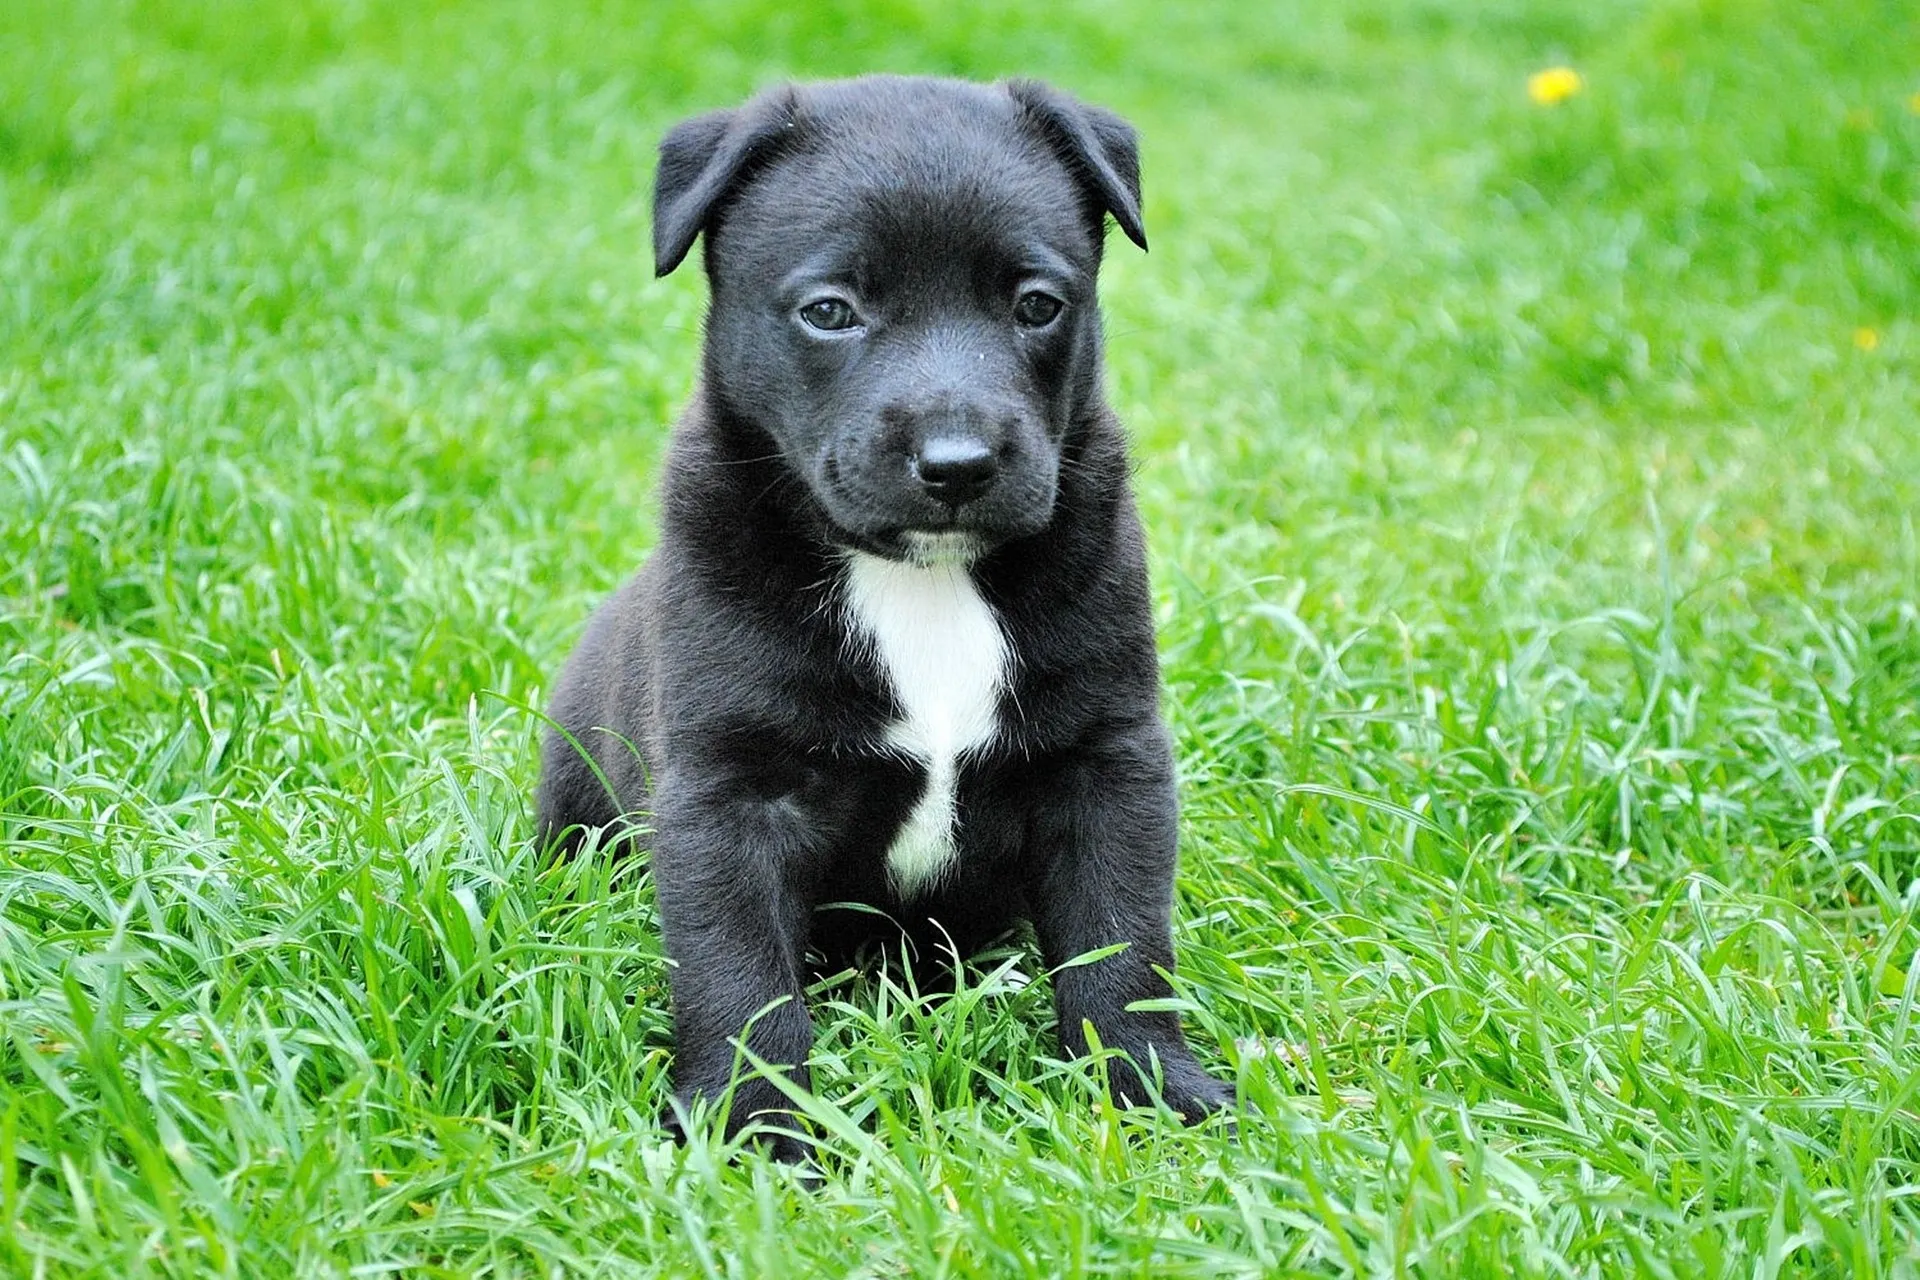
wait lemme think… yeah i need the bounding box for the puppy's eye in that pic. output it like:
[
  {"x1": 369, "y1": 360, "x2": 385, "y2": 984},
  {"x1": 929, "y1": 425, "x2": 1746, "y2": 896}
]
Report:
[
  {"x1": 799, "y1": 298, "x2": 859, "y2": 332},
  {"x1": 1013, "y1": 291, "x2": 1064, "y2": 328}
]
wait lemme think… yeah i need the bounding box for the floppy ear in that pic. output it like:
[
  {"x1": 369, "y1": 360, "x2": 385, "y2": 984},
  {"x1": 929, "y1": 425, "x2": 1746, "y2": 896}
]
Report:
[
  {"x1": 651, "y1": 87, "x2": 800, "y2": 277},
  {"x1": 1004, "y1": 79, "x2": 1147, "y2": 252}
]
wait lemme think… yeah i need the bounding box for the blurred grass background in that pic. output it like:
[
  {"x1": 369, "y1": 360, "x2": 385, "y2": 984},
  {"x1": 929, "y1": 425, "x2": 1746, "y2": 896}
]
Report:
[{"x1": 2, "y1": 0, "x2": 1918, "y2": 1275}]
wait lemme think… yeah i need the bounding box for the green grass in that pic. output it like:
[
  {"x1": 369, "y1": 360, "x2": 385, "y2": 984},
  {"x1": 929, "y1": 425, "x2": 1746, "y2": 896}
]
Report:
[{"x1": 3, "y1": 0, "x2": 1918, "y2": 1273}]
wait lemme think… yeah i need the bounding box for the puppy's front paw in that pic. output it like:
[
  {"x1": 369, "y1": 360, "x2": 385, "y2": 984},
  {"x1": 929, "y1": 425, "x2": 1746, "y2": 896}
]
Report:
[
  {"x1": 1109, "y1": 1054, "x2": 1236, "y2": 1125},
  {"x1": 665, "y1": 1090, "x2": 818, "y2": 1167},
  {"x1": 756, "y1": 1126, "x2": 820, "y2": 1172},
  {"x1": 1164, "y1": 1068, "x2": 1236, "y2": 1125}
]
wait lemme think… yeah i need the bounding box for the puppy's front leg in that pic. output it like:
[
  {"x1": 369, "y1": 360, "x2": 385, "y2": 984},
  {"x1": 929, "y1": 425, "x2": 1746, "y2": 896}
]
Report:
[
  {"x1": 1030, "y1": 723, "x2": 1234, "y2": 1122},
  {"x1": 651, "y1": 768, "x2": 820, "y2": 1161}
]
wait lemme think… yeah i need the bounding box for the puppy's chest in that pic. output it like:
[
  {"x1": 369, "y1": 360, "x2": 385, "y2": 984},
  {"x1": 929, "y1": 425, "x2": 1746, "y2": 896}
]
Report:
[{"x1": 841, "y1": 553, "x2": 1009, "y2": 897}]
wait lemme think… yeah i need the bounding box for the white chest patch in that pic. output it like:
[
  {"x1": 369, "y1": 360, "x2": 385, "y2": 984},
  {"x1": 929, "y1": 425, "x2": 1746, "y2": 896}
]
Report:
[{"x1": 842, "y1": 551, "x2": 1009, "y2": 898}]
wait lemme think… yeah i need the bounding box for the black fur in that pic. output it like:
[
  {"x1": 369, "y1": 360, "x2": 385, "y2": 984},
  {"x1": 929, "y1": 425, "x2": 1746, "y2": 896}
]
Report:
[{"x1": 538, "y1": 75, "x2": 1232, "y2": 1160}]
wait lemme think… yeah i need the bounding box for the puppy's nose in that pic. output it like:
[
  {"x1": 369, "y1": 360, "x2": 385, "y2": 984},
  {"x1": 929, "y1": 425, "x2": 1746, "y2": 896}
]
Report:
[{"x1": 911, "y1": 436, "x2": 999, "y2": 505}]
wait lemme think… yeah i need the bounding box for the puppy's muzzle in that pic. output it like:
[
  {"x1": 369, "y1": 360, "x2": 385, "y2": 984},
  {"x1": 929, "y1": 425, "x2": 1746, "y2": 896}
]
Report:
[
  {"x1": 822, "y1": 396, "x2": 1056, "y2": 549},
  {"x1": 881, "y1": 397, "x2": 1017, "y2": 512}
]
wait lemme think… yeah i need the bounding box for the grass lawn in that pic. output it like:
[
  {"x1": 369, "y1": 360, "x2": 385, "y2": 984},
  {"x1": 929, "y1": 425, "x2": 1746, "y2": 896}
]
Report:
[{"x1": 4, "y1": 0, "x2": 1919, "y2": 1274}]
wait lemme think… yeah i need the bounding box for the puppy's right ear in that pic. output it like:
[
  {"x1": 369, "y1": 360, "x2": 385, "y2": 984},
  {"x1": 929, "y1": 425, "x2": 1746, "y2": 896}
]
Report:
[{"x1": 652, "y1": 88, "x2": 800, "y2": 277}]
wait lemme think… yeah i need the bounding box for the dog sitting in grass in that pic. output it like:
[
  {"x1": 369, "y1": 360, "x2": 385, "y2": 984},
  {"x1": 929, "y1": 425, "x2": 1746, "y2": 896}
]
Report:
[{"x1": 537, "y1": 75, "x2": 1233, "y2": 1160}]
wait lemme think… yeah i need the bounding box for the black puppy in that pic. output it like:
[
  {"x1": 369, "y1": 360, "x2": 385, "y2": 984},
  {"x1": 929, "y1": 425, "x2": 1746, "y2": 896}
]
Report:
[{"x1": 538, "y1": 75, "x2": 1231, "y2": 1157}]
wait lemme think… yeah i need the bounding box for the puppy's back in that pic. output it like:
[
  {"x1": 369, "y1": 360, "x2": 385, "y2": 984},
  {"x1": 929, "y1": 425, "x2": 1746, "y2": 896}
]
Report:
[{"x1": 536, "y1": 562, "x2": 663, "y2": 854}]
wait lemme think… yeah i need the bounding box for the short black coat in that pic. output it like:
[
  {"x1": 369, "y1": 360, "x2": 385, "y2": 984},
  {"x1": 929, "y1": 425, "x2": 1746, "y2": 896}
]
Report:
[{"x1": 537, "y1": 75, "x2": 1232, "y2": 1157}]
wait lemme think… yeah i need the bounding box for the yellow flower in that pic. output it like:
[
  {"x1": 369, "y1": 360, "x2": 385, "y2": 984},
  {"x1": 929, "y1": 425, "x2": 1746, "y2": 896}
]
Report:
[
  {"x1": 1528, "y1": 67, "x2": 1583, "y2": 106},
  {"x1": 1909, "y1": 91, "x2": 1920, "y2": 114},
  {"x1": 1854, "y1": 328, "x2": 1880, "y2": 352}
]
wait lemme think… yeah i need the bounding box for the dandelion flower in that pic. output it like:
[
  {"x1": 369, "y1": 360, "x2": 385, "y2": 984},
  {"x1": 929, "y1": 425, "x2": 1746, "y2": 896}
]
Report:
[
  {"x1": 1854, "y1": 328, "x2": 1880, "y2": 352},
  {"x1": 1908, "y1": 91, "x2": 1920, "y2": 114},
  {"x1": 1528, "y1": 67, "x2": 1583, "y2": 106}
]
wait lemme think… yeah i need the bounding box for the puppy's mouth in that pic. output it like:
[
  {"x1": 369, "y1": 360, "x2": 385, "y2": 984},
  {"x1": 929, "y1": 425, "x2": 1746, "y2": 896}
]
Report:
[
  {"x1": 811, "y1": 438, "x2": 1058, "y2": 562},
  {"x1": 818, "y1": 521, "x2": 985, "y2": 566},
  {"x1": 896, "y1": 529, "x2": 984, "y2": 565}
]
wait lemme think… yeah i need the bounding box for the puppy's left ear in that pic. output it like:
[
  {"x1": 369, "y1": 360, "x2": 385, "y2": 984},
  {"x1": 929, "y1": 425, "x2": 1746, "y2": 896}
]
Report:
[
  {"x1": 652, "y1": 86, "x2": 800, "y2": 277},
  {"x1": 1005, "y1": 79, "x2": 1147, "y2": 252}
]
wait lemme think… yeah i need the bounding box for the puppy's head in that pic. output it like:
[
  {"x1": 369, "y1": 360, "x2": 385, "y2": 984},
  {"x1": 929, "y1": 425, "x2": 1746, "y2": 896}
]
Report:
[{"x1": 653, "y1": 76, "x2": 1146, "y2": 563}]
